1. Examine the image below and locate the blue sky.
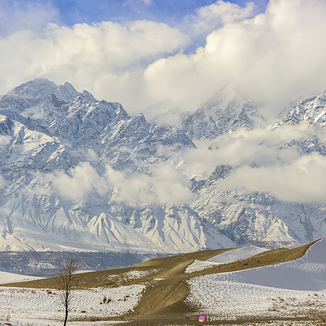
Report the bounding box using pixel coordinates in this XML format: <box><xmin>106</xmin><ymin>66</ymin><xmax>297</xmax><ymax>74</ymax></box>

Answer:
<box><xmin>0</xmin><ymin>0</ymin><xmax>268</xmax><ymax>36</ymax></box>
<box><xmin>54</xmin><ymin>0</ymin><xmax>267</xmax><ymax>27</ymax></box>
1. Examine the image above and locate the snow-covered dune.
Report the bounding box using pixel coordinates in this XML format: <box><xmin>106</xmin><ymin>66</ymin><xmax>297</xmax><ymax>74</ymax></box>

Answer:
<box><xmin>187</xmin><ymin>239</ymin><xmax>326</xmax><ymax>320</ymax></box>
<box><xmin>0</xmin><ymin>271</ymin><xmax>42</xmax><ymax>284</ymax></box>
<box><xmin>185</xmin><ymin>245</ymin><xmax>268</xmax><ymax>273</ymax></box>
<box><xmin>212</xmin><ymin>238</ymin><xmax>326</xmax><ymax>291</ymax></box>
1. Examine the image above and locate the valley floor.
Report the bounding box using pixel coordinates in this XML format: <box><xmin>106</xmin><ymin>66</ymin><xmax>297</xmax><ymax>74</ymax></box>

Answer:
<box><xmin>1</xmin><ymin>240</ymin><xmax>326</xmax><ymax>325</ymax></box>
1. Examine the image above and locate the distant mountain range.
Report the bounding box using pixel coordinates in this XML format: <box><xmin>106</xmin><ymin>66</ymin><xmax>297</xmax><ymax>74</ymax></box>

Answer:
<box><xmin>1</xmin><ymin>78</ymin><xmax>326</xmax><ymax>253</ymax></box>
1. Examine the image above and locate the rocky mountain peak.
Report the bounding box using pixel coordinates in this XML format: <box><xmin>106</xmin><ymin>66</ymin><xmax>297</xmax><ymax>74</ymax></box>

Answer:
<box><xmin>182</xmin><ymin>95</ymin><xmax>265</xmax><ymax>140</ymax></box>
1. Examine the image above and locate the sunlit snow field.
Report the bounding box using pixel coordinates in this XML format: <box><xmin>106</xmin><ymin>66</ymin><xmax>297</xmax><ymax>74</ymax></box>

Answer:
<box><xmin>0</xmin><ymin>284</ymin><xmax>144</xmax><ymax>325</ymax></box>
<box><xmin>0</xmin><ymin>272</ymin><xmax>42</xmax><ymax>285</ymax></box>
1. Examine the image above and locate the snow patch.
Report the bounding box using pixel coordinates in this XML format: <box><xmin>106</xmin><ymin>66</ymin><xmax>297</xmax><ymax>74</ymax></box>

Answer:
<box><xmin>0</xmin><ymin>271</ymin><xmax>43</xmax><ymax>285</ymax></box>
<box><xmin>185</xmin><ymin>245</ymin><xmax>268</xmax><ymax>273</ymax></box>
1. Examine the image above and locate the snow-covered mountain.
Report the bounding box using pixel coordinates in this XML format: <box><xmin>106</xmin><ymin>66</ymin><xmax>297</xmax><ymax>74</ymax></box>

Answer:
<box><xmin>185</xmin><ymin>90</ymin><xmax>326</xmax><ymax>247</ymax></box>
<box><xmin>1</xmin><ymin>79</ymin><xmax>326</xmax><ymax>254</ymax></box>
<box><xmin>276</xmin><ymin>91</ymin><xmax>326</xmax><ymax>127</ymax></box>
<box><xmin>181</xmin><ymin>95</ymin><xmax>265</xmax><ymax>140</ymax></box>
<box><xmin>0</xmin><ymin>79</ymin><xmax>233</xmax><ymax>253</ymax></box>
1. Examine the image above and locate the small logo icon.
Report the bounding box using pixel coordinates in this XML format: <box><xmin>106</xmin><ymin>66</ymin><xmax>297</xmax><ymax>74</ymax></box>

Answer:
<box><xmin>199</xmin><ymin>315</ymin><xmax>205</xmax><ymax>322</ymax></box>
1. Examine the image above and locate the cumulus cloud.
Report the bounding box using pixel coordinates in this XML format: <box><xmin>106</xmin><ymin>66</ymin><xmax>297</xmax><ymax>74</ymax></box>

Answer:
<box><xmin>1</xmin><ymin>0</ymin><xmax>326</xmax><ymax>120</ymax></box>
<box><xmin>180</xmin><ymin>121</ymin><xmax>326</xmax><ymax>203</ymax></box>
<box><xmin>185</xmin><ymin>0</ymin><xmax>256</xmax><ymax>37</ymax></box>
<box><xmin>219</xmin><ymin>153</ymin><xmax>326</xmax><ymax>203</ymax></box>
<box><xmin>144</xmin><ymin>0</ymin><xmax>326</xmax><ymax>117</ymax></box>
<box><xmin>0</xmin><ymin>20</ymin><xmax>189</xmax><ymax>111</ymax></box>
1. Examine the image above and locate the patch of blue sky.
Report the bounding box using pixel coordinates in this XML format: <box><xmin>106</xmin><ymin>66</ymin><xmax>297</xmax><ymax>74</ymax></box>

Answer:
<box><xmin>54</xmin><ymin>0</ymin><xmax>268</xmax><ymax>27</ymax></box>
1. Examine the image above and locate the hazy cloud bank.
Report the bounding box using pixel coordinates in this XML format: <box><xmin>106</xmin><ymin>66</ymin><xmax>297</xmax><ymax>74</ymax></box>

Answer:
<box><xmin>182</xmin><ymin>124</ymin><xmax>308</xmax><ymax>177</ymax></box>
<box><xmin>38</xmin><ymin>162</ymin><xmax>192</xmax><ymax>206</ymax></box>
<box><xmin>181</xmin><ymin>123</ymin><xmax>326</xmax><ymax>204</ymax></box>
<box><xmin>219</xmin><ymin>153</ymin><xmax>326</xmax><ymax>203</ymax></box>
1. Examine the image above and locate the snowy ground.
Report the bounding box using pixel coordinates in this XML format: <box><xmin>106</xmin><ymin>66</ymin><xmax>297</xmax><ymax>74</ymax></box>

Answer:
<box><xmin>2</xmin><ymin>240</ymin><xmax>326</xmax><ymax>325</ymax></box>
<box><xmin>187</xmin><ymin>239</ymin><xmax>326</xmax><ymax>322</ymax></box>
<box><xmin>0</xmin><ymin>271</ymin><xmax>43</xmax><ymax>285</ymax></box>
<box><xmin>185</xmin><ymin>245</ymin><xmax>268</xmax><ymax>273</ymax></box>
<box><xmin>0</xmin><ymin>284</ymin><xmax>145</xmax><ymax>326</ymax></box>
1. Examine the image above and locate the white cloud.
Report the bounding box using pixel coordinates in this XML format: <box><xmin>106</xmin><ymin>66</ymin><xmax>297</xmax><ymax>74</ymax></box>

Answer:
<box><xmin>219</xmin><ymin>153</ymin><xmax>326</xmax><ymax>203</ymax></box>
<box><xmin>106</xmin><ymin>164</ymin><xmax>192</xmax><ymax>206</ymax></box>
<box><xmin>0</xmin><ymin>20</ymin><xmax>189</xmax><ymax>112</ymax></box>
<box><xmin>182</xmin><ymin>124</ymin><xmax>306</xmax><ymax>177</ymax></box>
<box><xmin>144</xmin><ymin>0</ymin><xmax>326</xmax><ymax>116</ymax></box>
<box><xmin>1</xmin><ymin>0</ymin><xmax>326</xmax><ymax>120</ymax></box>
<box><xmin>42</xmin><ymin>162</ymin><xmax>192</xmax><ymax>205</ymax></box>
<box><xmin>185</xmin><ymin>0</ymin><xmax>256</xmax><ymax>37</ymax></box>
<box><xmin>51</xmin><ymin>162</ymin><xmax>109</xmax><ymax>200</ymax></box>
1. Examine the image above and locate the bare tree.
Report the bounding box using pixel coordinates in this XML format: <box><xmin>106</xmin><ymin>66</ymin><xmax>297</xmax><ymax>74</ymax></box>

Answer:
<box><xmin>57</xmin><ymin>258</ymin><xmax>80</xmax><ymax>326</ymax></box>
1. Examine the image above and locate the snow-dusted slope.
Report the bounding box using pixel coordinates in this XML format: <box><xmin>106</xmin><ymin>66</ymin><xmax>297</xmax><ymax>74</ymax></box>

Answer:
<box><xmin>0</xmin><ymin>284</ymin><xmax>145</xmax><ymax>325</ymax></box>
<box><xmin>219</xmin><ymin>238</ymin><xmax>326</xmax><ymax>291</ymax></box>
<box><xmin>276</xmin><ymin>91</ymin><xmax>326</xmax><ymax>127</ymax></box>
<box><xmin>186</xmin><ymin>245</ymin><xmax>268</xmax><ymax>273</ymax></box>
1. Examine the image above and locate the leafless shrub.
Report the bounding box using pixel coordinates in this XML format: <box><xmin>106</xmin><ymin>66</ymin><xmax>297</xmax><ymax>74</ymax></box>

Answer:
<box><xmin>57</xmin><ymin>258</ymin><xmax>80</xmax><ymax>326</ymax></box>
